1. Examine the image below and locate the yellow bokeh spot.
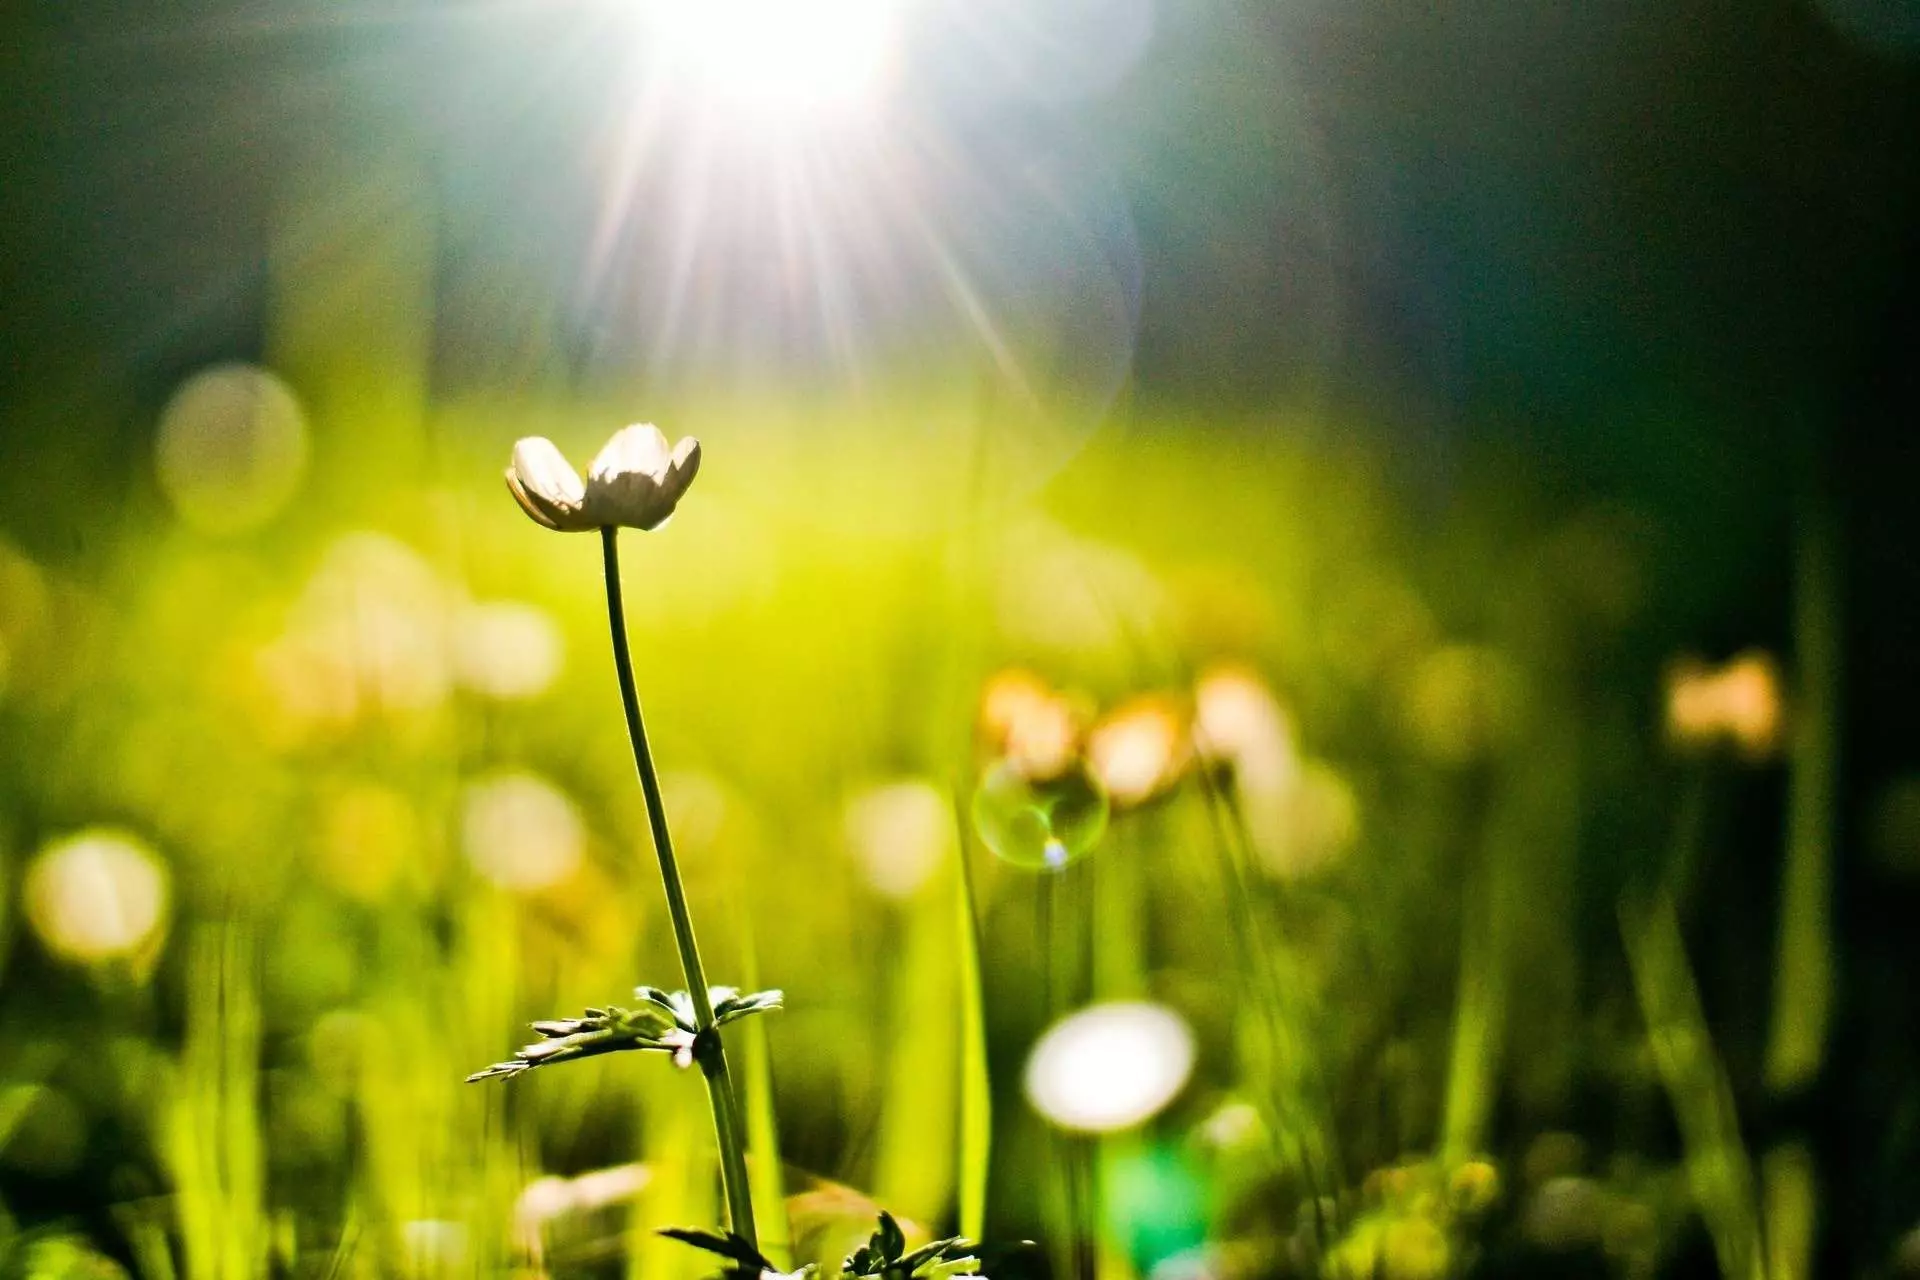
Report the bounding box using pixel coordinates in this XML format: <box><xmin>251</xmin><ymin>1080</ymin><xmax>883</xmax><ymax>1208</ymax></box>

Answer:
<box><xmin>316</xmin><ymin>782</ymin><xmax>420</xmax><ymax>903</ymax></box>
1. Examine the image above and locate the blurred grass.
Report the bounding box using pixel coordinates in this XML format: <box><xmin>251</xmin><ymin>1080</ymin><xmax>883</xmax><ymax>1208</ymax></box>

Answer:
<box><xmin>0</xmin><ymin>336</ymin><xmax>1853</xmax><ymax>1280</ymax></box>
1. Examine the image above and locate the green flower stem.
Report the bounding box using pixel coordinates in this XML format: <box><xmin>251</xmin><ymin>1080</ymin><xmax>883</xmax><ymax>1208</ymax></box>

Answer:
<box><xmin>601</xmin><ymin>526</ymin><xmax>758</xmax><ymax>1254</ymax></box>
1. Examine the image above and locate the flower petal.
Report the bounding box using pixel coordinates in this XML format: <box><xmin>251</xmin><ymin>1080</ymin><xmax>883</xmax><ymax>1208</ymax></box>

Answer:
<box><xmin>589</xmin><ymin>424</ymin><xmax>673</xmax><ymax>483</ymax></box>
<box><xmin>506</xmin><ymin>438</ymin><xmax>591</xmax><ymax>531</ymax></box>
<box><xmin>583</xmin><ymin>429</ymin><xmax>702</xmax><ymax>530</ymax></box>
<box><xmin>658</xmin><ymin>437</ymin><xmax>702</xmax><ymax>507</ymax></box>
<box><xmin>505</xmin><ymin>470</ymin><xmax>563</xmax><ymax>530</ymax></box>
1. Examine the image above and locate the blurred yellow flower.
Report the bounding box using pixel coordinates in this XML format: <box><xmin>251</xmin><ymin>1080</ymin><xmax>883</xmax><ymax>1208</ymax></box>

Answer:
<box><xmin>1403</xmin><ymin>644</ymin><xmax>1522</xmax><ymax>764</ymax></box>
<box><xmin>316</xmin><ymin>782</ymin><xmax>419</xmax><ymax>903</ymax></box>
<box><xmin>978</xmin><ymin>669</ymin><xmax>1082</xmax><ymax>781</ymax></box>
<box><xmin>1085</xmin><ymin>695</ymin><xmax>1190</xmax><ymax>808</ymax></box>
<box><xmin>505</xmin><ymin>424</ymin><xmax>701</xmax><ymax>532</ymax></box>
<box><xmin>1448</xmin><ymin>1160</ymin><xmax>1502</xmax><ymax>1215</ymax></box>
<box><xmin>1664</xmin><ymin>650</ymin><xmax>1784</xmax><ymax>759</ymax></box>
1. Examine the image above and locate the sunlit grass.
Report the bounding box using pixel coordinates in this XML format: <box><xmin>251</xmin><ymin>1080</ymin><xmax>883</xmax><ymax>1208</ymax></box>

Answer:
<box><xmin>0</xmin><ymin>364</ymin><xmax>1851</xmax><ymax>1279</ymax></box>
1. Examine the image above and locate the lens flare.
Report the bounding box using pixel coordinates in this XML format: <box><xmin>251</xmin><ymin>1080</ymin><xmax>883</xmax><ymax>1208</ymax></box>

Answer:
<box><xmin>1024</xmin><ymin>1001</ymin><xmax>1195</xmax><ymax>1132</ymax></box>
<box><xmin>972</xmin><ymin>759</ymin><xmax>1108</xmax><ymax>871</ymax></box>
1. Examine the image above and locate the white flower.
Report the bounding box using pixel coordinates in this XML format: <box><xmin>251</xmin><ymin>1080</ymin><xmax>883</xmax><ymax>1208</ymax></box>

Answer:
<box><xmin>25</xmin><ymin>829</ymin><xmax>171</xmax><ymax>965</ymax></box>
<box><xmin>505</xmin><ymin>424</ymin><xmax>701</xmax><ymax>532</ymax></box>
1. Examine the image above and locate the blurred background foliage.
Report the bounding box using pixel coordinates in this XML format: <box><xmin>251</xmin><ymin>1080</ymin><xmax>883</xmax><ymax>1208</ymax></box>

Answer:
<box><xmin>2</xmin><ymin>0</ymin><xmax>1919</xmax><ymax>1277</ymax></box>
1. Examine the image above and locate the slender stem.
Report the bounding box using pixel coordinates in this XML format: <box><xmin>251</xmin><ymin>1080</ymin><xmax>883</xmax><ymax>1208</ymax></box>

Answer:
<box><xmin>601</xmin><ymin>527</ymin><xmax>758</xmax><ymax>1252</ymax></box>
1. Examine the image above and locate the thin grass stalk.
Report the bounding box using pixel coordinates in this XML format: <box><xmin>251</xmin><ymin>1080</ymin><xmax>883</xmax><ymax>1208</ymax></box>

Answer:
<box><xmin>874</xmin><ymin>862</ymin><xmax>961</xmax><ymax>1225</ymax></box>
<box><xmin>1092</xmin><ymin>818</ymin><xmax>1148</xmax><ymax>1280</ymax></box>
<box><xmin>1619</xmin><ymin>890</ymin><xmax>1764</xmax><ymax>1280</ymax></box>
<box><xmin>1439</xmin><ymin>769</ymin><xmax>1502</xmax><ymax>1169</ymax></box>
<box><xmin>635</xmin><ymin>1076</ymin><xmax>717</xmax><ymax>1280</ymax></box>
<box><xmin>1766</xmin><ymin>485</ymin><xmax>1838</xmax><ymax>1092</ymax></box>
<box><xmin>1761</xmin><ymin>482</ymin><xmax>1841</xmax><ymax>1280</ymax></box>
<box><xmin>165</xmin><ymin>925</ymin><xmax>263</xmax><ymax>1280</ymax></box>
<box><xmin>1193</xmin><ymin>776</ymin><xmax>1334</xmax><ymax>1236</ymax></box>
<box><xmin>601</xmin><ymin>527</ymin><xmax>756</xmax><ymax>1252</ymax></box>
<box><xmin>1037</xmin><ymin>871</ymin><xmax>1096</xmax><ymax>1280</ymax></box>
<box><xmin>952</xmin><ymin>800</ymin><xmax>993</xmax><ymax>1242</ymax></box>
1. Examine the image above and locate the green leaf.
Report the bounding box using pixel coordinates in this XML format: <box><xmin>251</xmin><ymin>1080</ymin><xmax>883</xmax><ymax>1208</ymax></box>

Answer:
<box><xmin>635</xmin><ymin>986</ymin><xmax>693</xmax><ymax>1030</ymax></box>
<box><xmin>876</xmin><ymin>1213</ymin><xmax>906</xmax><ymax>1264</ymax></box>
<box><xmin>714</xmin><ymin>989</ymin><xmax>784</xmax><ymax>1027</ymax></box>
<box><xmin>657</xmin><ymin>1226</ymin><xmax>772</xmax><ymax>1272</ymax></box>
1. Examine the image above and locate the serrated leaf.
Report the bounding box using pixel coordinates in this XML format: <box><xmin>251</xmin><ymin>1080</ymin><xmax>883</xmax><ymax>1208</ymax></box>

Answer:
<box><xmin>465</xmin><ymin>1004</ymin><xmax>690</xmax><ymax>1083</ymax></box>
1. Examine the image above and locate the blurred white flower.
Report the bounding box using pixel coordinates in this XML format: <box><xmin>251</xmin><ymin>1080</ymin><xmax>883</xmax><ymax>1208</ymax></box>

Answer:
<box><xmin>515</xmin><ymin>1164</ymin><xmax>653</xmax><ymax>1252</ymax></box>
<box><xmin>844</xmin><ymin>779</ymin><xmax>954</xmax><ymax>899</ymax></box>
<box><xmin>453</xmin><ymin>600</ymin><xmax>564</xmax><ymax>700</ymax></box>
<box><xmin>25</xmin><ymin>829</ymin><xmax>170</xmax><ymax>965</ymax></box>
<box><xmin>506</xmin><ymin>425</ymin><xmax>701</xmax><ymax>532</ymax></box>
<box><xmin>461</xmin><ymin>771</ymin><xmax>586</xmax><ymax>892</ymax></box>
<box><xmin>1246</xmin><ymin>761</ymin><xmax>1360</xmax><ymax>882</ymax></box>
<box><xmin>1193</xmin><ymin>664</ymin><xmax>1299</xmax><ymax>792</ymax></box>
<box><xmin>996</xmin><ymin>525</ymin><xmax>1169</xmax><ymax>661</ymax></box>
<box><xmin>154</xmin><ymin>363</ymin><xmax>309</xmax><ymax>535</ymax></box>
<box><xmin>316</xmin><ymin>783</ymin><xmax>418</xmax><ymax>903</ymax></box>
<box><xmin>253</xmin><ymin>533</ymin><xmax>454</xmax><ymax>737</ymax></box>
<box><xmin>1198</xmin><ymin>1099</ymin><xmax>1265</xmax><ymax>1149</ymax></box>
<box><xmin>1024</xmin><ymin>1001</ymin><xmax>1195</xmax><ymax>1133</ymax></box>
<box><xmin>401</xmin><ymin>1220</ymin><xmax>468</xmax><ymax>1274</ymax></box>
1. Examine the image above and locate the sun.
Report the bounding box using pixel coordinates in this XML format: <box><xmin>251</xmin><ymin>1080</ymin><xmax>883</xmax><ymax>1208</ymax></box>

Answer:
<box><xmin>641</xmin><ymin>0</ymin><xmax>899</xmax><ymax>127</ymax></box>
